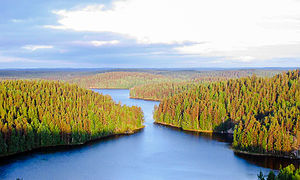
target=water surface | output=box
[0,89,298,180]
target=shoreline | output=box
[154,121,213,133]
[90,87,162,102]
[89,87,162,102]
[89,87,129,90]
[233,149,300,160]
[0,126,144,159]
[129,96,161,102]
[155,121,300,160]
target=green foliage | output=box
[267,171,276,180]
[154,70,300,156]
[1,69,286,101]
[258,164,300,180]
[68,72,181,89]
[0,80,144,157]
[66,70,284,99]
[258,171,265,180]
[130,82,198,101]
[129,70,284,101]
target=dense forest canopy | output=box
[130,78,232,101]
[130,82,197,101]
[68,72,182,89]
[0,69,286,90]
[0,68,285,80]
[67,69,285,89]
[0,69,103,80]
[154,70,300,157]
[0,80,144,157]
[65,69,287,101]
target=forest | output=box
[68,71,182,89]
[129,79,230,101]
[64,69,286,101]
[67,69,285,89]
[130,82,197,101]
[0,68,285,89]
[0,80,144,157]
[154,70,300,157]
[129,69,286,101]
[0,68,298,158]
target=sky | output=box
[1,0,300,68]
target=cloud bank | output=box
[46,0,300,62]
[22,45,53,51]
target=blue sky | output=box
[1,0,300,68]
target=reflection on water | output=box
[155,123,300,170]
[155,123,233,143]
[0,132,141,167]
[235,153,300,170]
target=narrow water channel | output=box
[0,89,298,180]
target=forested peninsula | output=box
[0,80,144,157]
[154,70,300,158]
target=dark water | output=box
[0,89,298,180]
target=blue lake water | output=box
[0,89,298,180]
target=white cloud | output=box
[235,56,255,63]
[70,40,120,47]
[22,45,53,51]
[11,19,24,23]
[90,40,119,46]
[46,0,300,61]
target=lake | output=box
[0,89,298,180]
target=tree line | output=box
[258,164,300,180]
[66,70,284,90]
[68,72,181,89]
[130,82,196,101]
[154,70,300,156]
[0,80,144,157]
[130,78,231,101]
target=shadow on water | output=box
[155,123,300,170]
[0,129,144,167]
[154,123,233,143]
[234,152,300,170]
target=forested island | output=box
[0,80,144,157]
[154,70,300,158]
